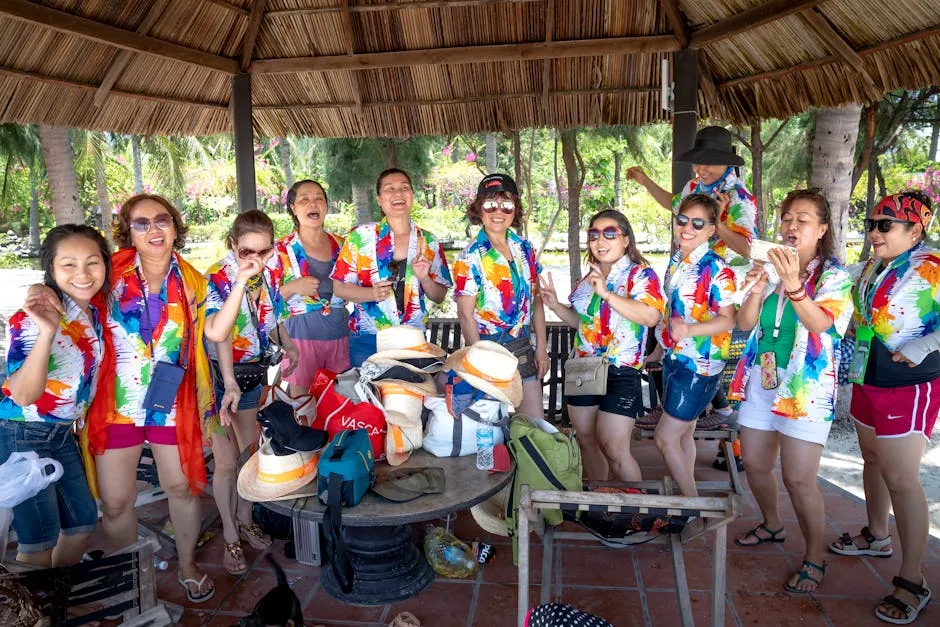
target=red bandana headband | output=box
[872,194,932,226]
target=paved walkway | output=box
[125,438,937,626]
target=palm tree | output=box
[74,130,116,238]
[0,123,43,250]
[38,124,83,225]
[810,105,863,264]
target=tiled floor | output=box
[96,438,940,626]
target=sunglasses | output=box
[675,214,714,230]
[587,227,624,241]
[864,218,913,233]
[237,246,274,258]
[130,214,173,233]
[482,200,516,215]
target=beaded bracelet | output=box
[787,289,807,302]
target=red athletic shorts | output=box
[105,424,178,449]
[850,381,940,440]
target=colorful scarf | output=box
[82,248,215,497]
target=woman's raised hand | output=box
[538,272,560,309]
[412,254,431,281]
[235,257,264,284]
[586,264,611,300]
[768,247,801,292]
[23,291,63,337]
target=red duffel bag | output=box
[310,369,387,461]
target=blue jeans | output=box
[662,358,723,422]
[213,380,264,412]
[0,421,97,553]
[349,332,378,368]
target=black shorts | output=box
[566,365,643,418]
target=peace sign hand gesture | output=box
[538,272,560,310]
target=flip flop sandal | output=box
[875,576,931,624]
[735,523,785,547]
[784,560,826,594]
[697,410,734,430]
[223,541,248,575]
[177,572,216,604]
[829,526,893,557]
[239,521,273,550]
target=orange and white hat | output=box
[368,326,447,363]
[376,381,425,466]
[444,341,522,407]
[237,437,321,502]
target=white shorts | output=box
[736,365,833,446]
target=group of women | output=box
[1,137,937,623]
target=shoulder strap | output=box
[324,473,354,593]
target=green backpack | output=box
[505,416,583,564]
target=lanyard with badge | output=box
[137,269,188,413]
[759,287,788,390]
[848,261,889,384]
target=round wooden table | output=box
[259,450,512,605]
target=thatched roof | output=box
[0,0,937,137]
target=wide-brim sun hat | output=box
[676,126,745,166]
[444,340,523,407]
[371,366,442,397]
[384,410,424,466]
[369,325,447,361]
[237,438,321,502]
[470,485,510,537]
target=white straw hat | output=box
[444,341,523,407]
[376,381,425,466]
[237,437,321,502]
[369,325,447,360]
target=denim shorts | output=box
[213,380,264,413]
[349,332,378,368]
[566,365,644,418]
[0,420,97,553]
[662,358,723,422]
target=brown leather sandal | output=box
[223,541,248,575]
[238,521,273,550]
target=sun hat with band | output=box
[676,126,745,167]
[237,437,322,502]
[444,340,523,407]
[369,364,441,398]
[376,381,425,466]
[367,326,447,373]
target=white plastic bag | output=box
[423,396,508,457]
[0,450,64,508]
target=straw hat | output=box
[470,485,510,537]
[237,438,321,502]
[372,366,441,398]
[376,381,425,466]
[369,326,447,361]
[444,341,522,407]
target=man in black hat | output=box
[627,126,757,261]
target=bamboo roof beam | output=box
[252,35,680,74]
[264,0,540,18]
[719,24,940,89]
[93,0,171,108]
[337,0,364,114]
[202,0,250,18]
[240,0,267,72]
[798,8,876,87]
[254,86,659,110]
[541,0,554,114]
[690,0,823,48]
[660,0,690,48]
[0,64,228,110]
[0,0,240,74]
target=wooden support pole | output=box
[240,0,268,72]
[231,73,257,213]
[672,48,697,194]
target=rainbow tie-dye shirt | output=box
[275,230,345,316]
[570,256,665,370]
[853,242,940,351]
[453,229,542,338]
[656,242,737,376]
[205,251,289,364]
[331,218,452,334]
[672,171,757,263]
[729,257,853,422]
[0,296,103,424]
[108,254,203,428]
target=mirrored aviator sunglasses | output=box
[674,214,713,230]
[587,226,623,242]
[864,218,912,233]
[481,200,515,215]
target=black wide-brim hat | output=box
[676,126,745,166]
